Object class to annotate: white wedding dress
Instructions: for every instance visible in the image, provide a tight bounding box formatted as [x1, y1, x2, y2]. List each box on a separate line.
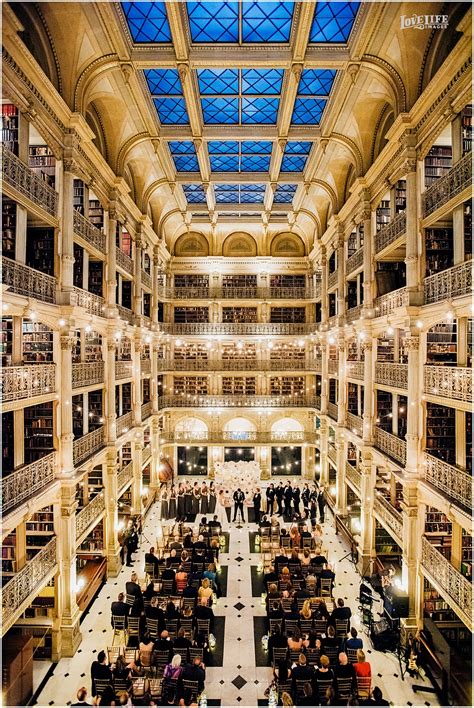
[216, 495, 228, 528]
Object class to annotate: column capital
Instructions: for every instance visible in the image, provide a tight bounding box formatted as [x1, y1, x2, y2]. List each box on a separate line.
[60, 333, 76, 350]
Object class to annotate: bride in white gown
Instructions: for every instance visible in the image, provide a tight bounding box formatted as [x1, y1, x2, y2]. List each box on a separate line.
[216, 489, 228, 528]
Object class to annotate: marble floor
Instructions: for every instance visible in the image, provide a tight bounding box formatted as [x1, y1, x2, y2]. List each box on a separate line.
[33, 495, 442, 707]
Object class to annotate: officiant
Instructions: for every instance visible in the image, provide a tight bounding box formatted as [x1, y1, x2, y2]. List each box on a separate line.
[232, 488, 245, 523]
[252, 487, 262, 524]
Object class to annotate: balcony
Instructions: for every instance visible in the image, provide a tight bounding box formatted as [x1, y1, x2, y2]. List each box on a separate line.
[347, 361, 364, 381]
[76, 493, 105, 544]
[1, 364, 56, 403]
[374, 427, 407, 465]
[327, 401, 338, 420]
[115, 360, 133, 380]
[160, 323, 316, 336]
[141, 270, 152, 289]
[345, 462, 361, 493]
[373, 494, 403, 546]
[2, 452, 56, 515]
[117, 411, 133, 437]
[158, 286, 316, 300]
[422, 152, 472, 219]
[116, 248, 134, 276]
[374, 287, 409, 317]
[161, 430, 318, 445]
[328, 444, 337, 465]
[2, 537, 57, 635]
[375, 362, 408, 390]
[346, 248, 364, 275]
[424, 454, 473, 511]
[73, 287, 106, 317]
[424, 259, 473, 305]
[327, 360, 338, 375]
[158, 395, 319, 409]
[117, 461, 133, 494]
[421, 537, 472, 631]
[157, 358, 319, 372]
[117, 304, 134, 324]
[73, 427, 105, 466]
[347, 412, 363, 437]
[375, 211, 406, 255]
[346, 304, 363, 323]
[72, 362, 104, 389]
[142, 446, 152, 464]
[326, 314, 338, 329]
[424, 365, 472, 403]
[141, 400, 152, 420]
[1, 256, 56, 304]
[1, 145, 58, 217]
[73, 210, 106, 254]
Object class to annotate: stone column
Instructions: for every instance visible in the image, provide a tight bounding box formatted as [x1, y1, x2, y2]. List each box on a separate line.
[320, 246, 328, 323]
[151, 343, 159, 415]
[57, 482, 82, 655]
[131, 437, 144, 517]
[404, 149, 423, 305]
[132, 336, 143, 428]
[358, 448, 375, 575]
[133, 237, 143, 320]
[362, 338, 374, 444]
[336, 232, 345, 321]
[404, 334, 420, 475]
[60, 332, 76, 474]
[401, 480, 420, 633]
[335, 434, 347, 516]
[360, 198, 374, 313]
[302, 444, 315, 480]
[60, 164, 75, 305]
[150, 417, 161, 493]
[104, 452, 121, 576]
[106, 211, 118, 317]
[337, 339, 346, 427]
[319, 418, 329, 486]
[105, 335, 117, 443]
[320, 337, 328, 416]
[151, 249, 160, 324]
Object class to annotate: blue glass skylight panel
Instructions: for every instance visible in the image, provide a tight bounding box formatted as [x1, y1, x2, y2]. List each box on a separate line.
[183, 184, 207, 204]
[292, 98, 326, 125]
[274, 184, 297, 203]
[153, 98, 188, 124]
[122, 2, 171, 42]
[169, 142, 199, 172]
[240, 184, 266, 203]
[242, 141, 272, 154]
[310, 2, 360, 43]
[241, 154, 271, 171]
[280, 141, 312, 171]
[214, 184, 265, 203]
[169, 141, 195, 154]
[242, 97, 279, 124]
[242, 2, 295, 42]
[298, 69, 336, 95]
[284, 141, 312, 154]
[187, 1, 239, 42]
[242, 69, 284, 94]
[210, 154, 239, 171]
[198, 69, 239, 94]
[208, 141, 239, 154]
[145, 69, 183, 95]
[202, 97, 239, 124]
[208, 141, 272, 172]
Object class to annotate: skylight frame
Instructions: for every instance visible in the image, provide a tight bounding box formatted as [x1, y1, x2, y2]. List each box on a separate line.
[208, 140, 273, 173]
[309, 2, 361, 44]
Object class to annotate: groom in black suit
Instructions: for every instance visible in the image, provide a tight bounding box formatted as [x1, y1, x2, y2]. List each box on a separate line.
[232, 488, 245, 523]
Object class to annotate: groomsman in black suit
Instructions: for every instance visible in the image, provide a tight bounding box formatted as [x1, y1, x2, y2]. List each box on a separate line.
[266, 483, 276, 516]
[284, 483, 293, 518]
[253, 488, 262, 524]
[275, 482, 285, 516]
[232, 488, 246, 523]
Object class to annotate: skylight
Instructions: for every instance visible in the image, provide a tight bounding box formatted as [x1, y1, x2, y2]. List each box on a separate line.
[186, 1, 295, 43]
[144, 69, 189, 124]
[273, 184, 298, 203]
[122, 2, 171, 42]
[214, 184, 266, 204]
[310, 2, 360, 43]
[169, 142, 199, 172]
[291, 69, 336, 125]
[208, 141, 272, 172]
[198, 69, 283, 124]
[280, 141, 312, 172]
[183, 184, 207, 204]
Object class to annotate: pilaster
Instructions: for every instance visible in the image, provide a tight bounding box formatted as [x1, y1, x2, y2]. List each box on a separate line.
[104, 452, 121, 576]
[358, 447, 375, 575]
[57, 483, 82, 656]
[59, 332, 75, 475]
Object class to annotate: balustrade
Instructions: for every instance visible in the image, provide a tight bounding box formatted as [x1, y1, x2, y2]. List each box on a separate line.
[116, 248, 134, 275]
[327, 401, 338, 420]
[424, 454, 473, 510]
[346, 304, 363, 323]
[328, 271, 338, 290]
[160, 323, 316, 336]
[347, 361, 364, 381]
[327, 360, 338, 375]
[117, 304, 134, 324]
[141, 270, 152, 289]
[76, 493, 105, 543]
[346, 248, 364, 275]
[141, 359, 151, 375]
[142, 446, 152, 464]
[115, 360, 133, 380]
[116, 411, 133, 436]
[2, 537, 57, 633]
[373, 494, 403, 544]
[424, 259, 473, 304]
[2, 452, 56, 515]
[158, 286, 315, 300]
[424, 365, 472, 403]
[375, 212, 406, 254]
[1, 256, 57, 304]
[1, 364, 55, 402]
[162, 430, 317, 444]
[326, 314, 338, 329]
[422, 152, 473, 218]
[72, 362, 104, 389]
[375, 362, 408, 390]
[73, 427, 105, 465]
[1, 146, 58, 216]
[117, 462, 133, 493]
[328, 445, 337, 464]
[345, 462, 361, 493]
[141, 401, 152, 420]
[157, 358, 319, 372]
[374, 427, 407, 465]
[346, 412, 363, 437]
[374, 287, 408, 317]
[73, 210, 106, 254]
[73, 287, 106, 317]
[158, 395, 318, 409]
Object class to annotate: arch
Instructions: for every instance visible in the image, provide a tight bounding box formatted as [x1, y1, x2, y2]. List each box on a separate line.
[308, 179, 339, 213]
[175, 416, 208, 434]
[419, 4, 467, 95]
[141, 178, 170, 214]
[361, 56, 407, 113]
[10, 3, 61, 93]
[73, 55, 119, 113]
[116, 132, 150, 175]
[174, 231, 209, 257]
[222, 232, 257, 257]
[85, 103, 108, 161]
[271, 417, 304, 433]
[371, 104, 395, 163]
[343, 164, 356, 204]
[330, 134, 364, 176]
[223, 417, 257, 433]
[270, 232, 306, 257]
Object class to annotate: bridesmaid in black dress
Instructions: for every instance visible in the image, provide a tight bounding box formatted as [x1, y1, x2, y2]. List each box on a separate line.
[169, 485, 177, 520]
[160, 488, 169, 521]
[200, 482, 209, 515]
[191, 482, 200, 516]
[184, 483, 192, 519]
[177, 483, 185, 519]
[208, 481, 217, 514]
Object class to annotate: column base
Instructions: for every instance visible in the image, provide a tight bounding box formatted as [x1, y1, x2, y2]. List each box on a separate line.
[356, 551, 374, 577]
[260, 467, 271, 481]
[400, 617, 420, 642]
[106, 548, 123, 577]
[59, 611, 82, 657]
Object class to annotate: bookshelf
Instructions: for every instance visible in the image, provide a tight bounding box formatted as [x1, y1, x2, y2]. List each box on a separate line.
[25, 228, 54, 276]
[142, 378, 150, 403]
[328, 251, 336, 275]
[2, 531, 17, 580]
[397, 395, 407, 439]
[86, 466, 103, 502]
[115, 336, 131, 361]
[174, 377, 208, 396]
[174, 307, 209, 323]
[270, 307, 306, 323]
[77, 518, 104, 553]
[2, 412, 14, 473]
[143, 292, 151, 318]
[2, 103, 19, 154]
[222, 376, 256, 395]
[424, 145, 452, 188]
[425, 403, 455, 465]
[424, 506, 452, 560]
[88, 199, 104, 230]
[121, 280, 132, 310]
[348, 382, 359, 414]
[466, 412, 472, 473]
[376, 199, 390, 231]
[175, 343, 208, 362]
[121, 442, 132, 469]
[375, 521, 401, 560]
[461, 529, 472, 579]
[2, 199, 16, 259]
[85, 331, 102, 362]
[73, 243, 83, 288]
[24, 403, 54, 464]
[270, 376, 304, 396]
[222, 307, 257, 323]
[347, 340, 361, 362]
[347, 230, 358, 258]
[270, 274, 306, 288]
[464, 202, 471, 258]
[73, 396, 84, 438]
[88, 260, 103, 297]
[174, 274, 209, 288]
[122, 383, 132, 413]
[222, 274, 257, 289]
[461, 104, 472, 156]
[22, 321, 54, 363]
[347, 280, 359, 310]
[376, 390, 392, 431]
[222, 343, 256, 362]
[328, 378, 337, 406]
[73, 179, 85, 214]
[26, 506, 54, 561]
[72, 330, 81, 364]
[425, 228, 453, 276]
[28, 145, 55, 187]
[1, 317, 13, 367]
[270, 342, 305, 362]
[88, 390, 103, 431]
[328, 293, 337, 317]
[20, 579, 55, 624]
[395, 180, 406, 213]
[426, 321, 457, 364]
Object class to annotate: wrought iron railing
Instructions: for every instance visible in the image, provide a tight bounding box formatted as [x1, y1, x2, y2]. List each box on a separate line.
[2, 537, 57, 633]
[424, 259, 473, 304]
[115, 360, 133, 380]
[346, 412, 363, 437]
[373, 494, 403, 544]
[345, 462, 361, 493]
[117, 462, 133, 493]
[422, 152, 472, 218]
[1, 145, 58, 216]
[72, 362, 104, 389]
[158, 286, 316, 300]
[159, 323, 316, 336]
[141, 270, 152, 289]
[327, 402, 338, 420]
[73, 287, 106, 317]
[374, 427, 407, 465]
[157, 358, 319, 372]
[328, 444, 337, 464]
[424, 365, 472, 403]
[117, 304, 134, 324]
[374, 287, 409, 317]
[141, 359, 151, 375]
[424, 454, 473, 510]
[161, 430, 318, 444]
[328, 360, 339, 375]
[1, 256, 57, 303]
[2, 452, 56, 515]
[116, 248, 134, 275]
[375, 211, 406, 254]
[73, 427, 105, 465]
[346, 304, 363, 323]
[116, 411, 133, 436]
[347, 361, 364, 381]
[346, 248, 364, 275]
[375, 362, 408, 390]
[1, 364, 56, 402]
[141, 401, 152, 420]
[421, 538, 472, 630]
[142, 446, 152, 464]
[327, 271, 338, 290]
[326, 314, 338, 329]
[76, 493, 105, 543]
[73, 210, 106, 254]
[158, 395, 319, 409]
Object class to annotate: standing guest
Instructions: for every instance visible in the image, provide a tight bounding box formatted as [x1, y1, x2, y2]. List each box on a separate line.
[71, 687, 91, 706]
[317, 487, 326, 523]
[253, 487, 262, 524]
[111, 592, 129, 625]
[184, 483, 192, 519]
[266, 483, 276, 516]
[284, 483, 293, 518]
[91, 650, 112, 697]
[275, 481, 285, 516]
[232, 488, 245, 523]
[169, 485, 177, 520]
[309, 498, 318, 529]
[293, 485, 301, 516]
[161, 488, 169, 521]
[301, 483, 311, 518]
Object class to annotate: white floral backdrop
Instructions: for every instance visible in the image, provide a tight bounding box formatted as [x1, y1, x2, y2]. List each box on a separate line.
[213, 460, 260, 498]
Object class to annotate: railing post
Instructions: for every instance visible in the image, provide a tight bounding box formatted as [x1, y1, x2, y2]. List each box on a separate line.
[104, 452, 121, 576]
[133, 234, 143, 320]
[60, 163, 75, 305]
[57, 482, 82, 656]
[106, 208, 118, 317]
[105, 334, 117, 443]
[361, 197, 374, 313]
[59, 332, 75, 475]
[404, 334, 421, 475]
[358, 448, 376, 575]
[362, 338, 374, 444]
[131, 437, 144, 517]
[404, 145, 423, 305]
[133, 335, 142, 428]
[400, 481, 422, 635]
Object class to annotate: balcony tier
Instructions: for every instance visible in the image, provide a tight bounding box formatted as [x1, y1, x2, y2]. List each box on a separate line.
[374, 427, 407, 465]
[375, 362, 408, 390]
[422, 152, 472, 219]
[73, 427, 105, 465]
[158, 395, 320, 409]
[72, 362, 104, 389]
[159, 323, 316, 336]
[1, 146, 58, 217]
[1, 364, 56, 403]
[2, 452, 56, 516]
[158, 286, 316, 301]
[1, 256, 56, 304]
[423, 454, 472, 512]
[424, 365, 472, 403]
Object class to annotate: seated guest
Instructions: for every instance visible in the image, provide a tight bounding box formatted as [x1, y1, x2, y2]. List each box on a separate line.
[346, 627, 363, 651]
[165, 600, 180, 621]
[174, 627, 192, 653]
[268, 625, 288, 658]
[199, 518, 209, 533]
[270, 516, 280, 532]
[164, 653, 184, 681]
[297, 681, 315, 707]
[112, 655, 131, 685]
[268, 601, 284, 625]
[175, 565, 188, 594]
[143, 579, 158, 602]
[291, 654, 314, 684]
[259, 514, 271, 529]
[299, 599, 313, 621]
[208, 515, 221, 531]
[296, 583, 311, 600]
[305, 573, 317, 594]
[313, 600, 329, 621]
[305, 630, 319, 650]
[264, 565, 279, 589]
[320, 625, 340, 655]
[363, 686, 389, 706]
[300, 525, 312, 543]
[289, 549, 301, 566]
[139, 632, 154, 654]
[320, 563, 336, 589]
[166, 549, 179, 567]
[146, 596, 165, 629]
[125, 573, 143, 613]
[182, 581, 198, 600]
[170, 535, 183, 552]
[330, 598, 352, 623]
[193, 534, 207, 552]
[334, 652, 356, 688]
[154, 630, 173, 659]
[194, 597, 215, 632]
[274, 549, 289, 570]
[311, 548, 327, 566]
[198, 578, 213, 602]
[354, 649, 371, 678]
[273, 658, 291, 683]
[71, 687, 91, 706]
[290, 526, 301, 548]
[287, 629, 304, 652]
[314, 655, 334, 694]
[203, 563, 217, 586]
[183, 533, 193, 550]
[301, 549, 311, 567]
[181, 657, 206, 692]
[111, 592, 129, 625]
[91, 650, 112, 697]
[144, 546, 160, 573]
[266, 582, 280, 609]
